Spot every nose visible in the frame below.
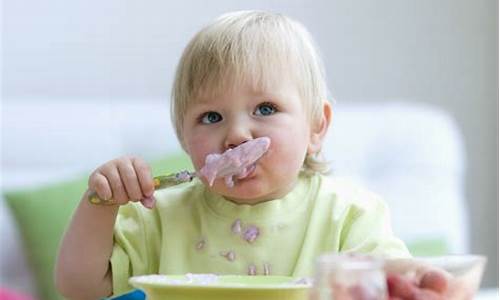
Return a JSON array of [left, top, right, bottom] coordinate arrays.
[[225, 132, 251, 149], [224, 119, 252, 149], [227, 140, 248, 149]]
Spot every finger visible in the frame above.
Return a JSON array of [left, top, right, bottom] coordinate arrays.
[[413, 288, 442, 300], [101, 164, 129, 204], [88, 171, 112, 201], [419, 270, 448, 293], [387, 274, 417, 299], [116, 157, 144, 201], [140, 196, 156, 209], [131, 157, 155, 197]]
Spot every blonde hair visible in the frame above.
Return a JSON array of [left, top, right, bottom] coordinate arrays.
[[171, 10, 331, 174]]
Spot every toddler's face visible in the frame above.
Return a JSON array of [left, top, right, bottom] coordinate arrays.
[[181, 78, 313, 204]]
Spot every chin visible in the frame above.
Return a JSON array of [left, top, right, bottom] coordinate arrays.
[[216, 177, 275, 204], [207, 166, 295, 203]]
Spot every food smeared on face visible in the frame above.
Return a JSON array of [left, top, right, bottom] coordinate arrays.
[[199, 137, 271, 187]]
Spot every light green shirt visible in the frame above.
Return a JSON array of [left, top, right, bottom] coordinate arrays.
[[110, 173, 410, 294]]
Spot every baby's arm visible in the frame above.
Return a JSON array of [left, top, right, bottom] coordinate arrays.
[[55, 156, 155, 299]]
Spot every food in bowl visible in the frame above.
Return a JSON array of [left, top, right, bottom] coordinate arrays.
[[132, 273, 219, 285]]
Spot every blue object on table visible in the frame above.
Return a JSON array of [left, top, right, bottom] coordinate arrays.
[[106, 289, 145, 300]]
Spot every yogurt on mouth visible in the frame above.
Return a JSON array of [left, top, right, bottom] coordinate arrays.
[[199, 137, 271, 187]]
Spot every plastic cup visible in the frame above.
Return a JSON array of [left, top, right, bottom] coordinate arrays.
[[310, 254, 387, 300]]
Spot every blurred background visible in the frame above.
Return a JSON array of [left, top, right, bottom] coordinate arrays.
[[1, 0, 498, 298]]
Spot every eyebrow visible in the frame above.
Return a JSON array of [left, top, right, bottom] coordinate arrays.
[[187, 96, 215, 114], [192, 83, 289, 107]]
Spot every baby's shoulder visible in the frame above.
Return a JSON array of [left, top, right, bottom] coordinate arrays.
[[318, 175, 386, 212]]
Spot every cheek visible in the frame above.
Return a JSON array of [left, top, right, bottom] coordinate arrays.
[[257, 116, 311, 173], [265, 131, 309, 170], [184, 133, 216, 170]]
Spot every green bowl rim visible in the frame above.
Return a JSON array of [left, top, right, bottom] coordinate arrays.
[[129, 274, 312, 290]]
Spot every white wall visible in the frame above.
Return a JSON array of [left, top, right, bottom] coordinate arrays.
[[2, 0, 498, 287]]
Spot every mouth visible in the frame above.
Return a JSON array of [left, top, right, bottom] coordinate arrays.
[[236, 162, 257, 180], [200, 138, 271, 188], [238, 150, 269, 181], [245, 163, 257, 177]]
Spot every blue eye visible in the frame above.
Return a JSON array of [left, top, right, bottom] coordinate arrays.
[[255, 102, 277, 116], [200, 112, 222, 124]]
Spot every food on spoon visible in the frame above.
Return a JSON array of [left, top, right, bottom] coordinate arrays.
[[199, 137, 271, 187]]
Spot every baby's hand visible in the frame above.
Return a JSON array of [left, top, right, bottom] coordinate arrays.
[[387, 271, 447, 300], [385, 260, 474, 300], [87, 156, 156, 208]]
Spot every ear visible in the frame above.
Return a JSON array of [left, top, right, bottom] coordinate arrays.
[[308, 100, 333, 154]]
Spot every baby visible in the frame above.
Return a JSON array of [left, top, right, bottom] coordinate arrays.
[[55, 11, 413, 299]]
